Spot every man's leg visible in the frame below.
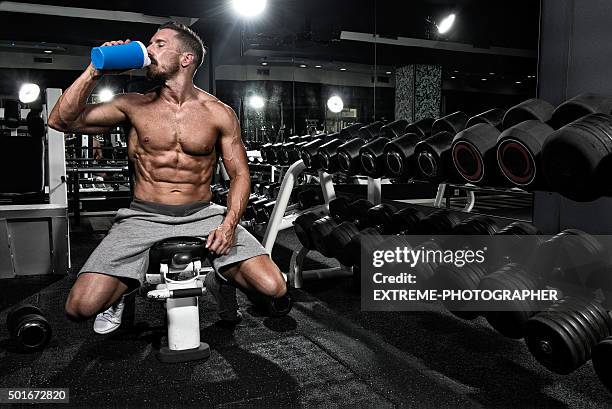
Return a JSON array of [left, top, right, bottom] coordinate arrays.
[[222, 254, 286, 298], [65, 272, 135, 322]]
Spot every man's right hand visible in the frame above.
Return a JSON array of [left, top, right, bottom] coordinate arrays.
[[89, 39, 133, 78]]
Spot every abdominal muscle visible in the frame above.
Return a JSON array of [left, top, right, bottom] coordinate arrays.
[[131, 150, 216, 205]]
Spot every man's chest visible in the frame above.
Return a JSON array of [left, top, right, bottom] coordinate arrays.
[[129, 104, 219, 156]]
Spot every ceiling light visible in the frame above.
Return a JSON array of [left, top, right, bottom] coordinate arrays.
[[515, 81, 522, 84], [249, 95, 265, 109], [19, 83, 40, 103], [315, 65, 322, 68], [489, 72, 495, 75], [327, 96, 344, 113], [481, 78, 487, 81], [339, 68, 347, 71], [43, 50, 53, 54], [385, 71, 392, 75], [299, 64, 307, 68], [437, 13, 456, 34], [232, 0, 267, 18], [98, 89, 114, 102], [261, 62, 268, 66], [450, 76, 456, 79]]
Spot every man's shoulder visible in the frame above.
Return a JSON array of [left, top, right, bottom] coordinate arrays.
[[113, 92, 155, 109]]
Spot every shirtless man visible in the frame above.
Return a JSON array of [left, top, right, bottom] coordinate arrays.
[[48, 22, 287, 333]]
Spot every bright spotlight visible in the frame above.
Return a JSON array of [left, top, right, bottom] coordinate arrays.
[[98, 89, 114, 102], [232, 0, 267, 17], [327, 96, 344, 114], [19, 83, 40, 103], [437, 13, 456, 34], [249, 95, 265, 109]]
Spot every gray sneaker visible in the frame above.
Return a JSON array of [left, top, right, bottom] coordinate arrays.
[[93, 290, 135, 334], [204, 270, 242, 324]]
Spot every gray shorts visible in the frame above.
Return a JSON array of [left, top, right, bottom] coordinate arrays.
[[79, 199, 268, 285]]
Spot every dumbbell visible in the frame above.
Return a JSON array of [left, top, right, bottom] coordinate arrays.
[[266, 142, 285, 165], [478, 263, 544, 338], [359, 120, 409, 178], [542, 113, 612, 201], [260, 143, 273, 163], [297, 188, 324, 210], [244, 289, 293, 317], [300, 134, 333, 170], [318, 134, 346, 173], [431, 111, 469, 135], [413, 210, 461, 235], [451, 215, 499, 235], [452, 122, 502, 185], [549, 93, 612, 130], [405, 117, 435, 139], [526, 296, 612, 375], [502, 98, 554, 130], [339, 123, 364, 140], [466, 108, 505, 129], [593, 337, 612, 393], [338, 122, 384, 175], [434, 262, 489, 320], [244, 194, 268, 221], [294, 213, 338, 257], [7, 304, 52, 352], [383, 132, 422, 178], [496, 120, 554, 190], [414, 131, 457, 182], [262, 183, 282, 199]]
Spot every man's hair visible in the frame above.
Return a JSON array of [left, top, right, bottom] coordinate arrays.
[[157, 21, 205, 69]]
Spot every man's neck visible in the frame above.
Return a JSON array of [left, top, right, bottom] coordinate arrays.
[[159, 75, 195, 105]]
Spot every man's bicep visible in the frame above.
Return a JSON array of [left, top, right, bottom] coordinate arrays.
[[69, 97, 129, 133], [218, 107, 248, 175]]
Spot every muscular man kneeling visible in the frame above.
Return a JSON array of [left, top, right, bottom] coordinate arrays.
[[48, 22, 286, 334]]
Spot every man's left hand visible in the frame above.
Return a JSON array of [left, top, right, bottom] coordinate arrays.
[[206, 223, 236, 255]]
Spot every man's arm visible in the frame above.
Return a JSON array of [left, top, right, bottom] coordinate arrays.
[[48, 63, 130, 134], [207, 103, 250, 255]]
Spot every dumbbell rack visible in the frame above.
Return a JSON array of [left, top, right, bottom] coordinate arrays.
[[262, 160, 382, 288]]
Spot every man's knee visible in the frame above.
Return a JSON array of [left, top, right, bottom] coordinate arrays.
[[255, 265, 287, 298], [65, 294, 99, 322]]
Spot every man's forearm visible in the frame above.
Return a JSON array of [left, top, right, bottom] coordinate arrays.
[[49, 65, 100, 127], [223, 174, 251, 228]]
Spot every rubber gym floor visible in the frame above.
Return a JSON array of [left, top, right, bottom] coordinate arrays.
[[0, 211, 611, 408]]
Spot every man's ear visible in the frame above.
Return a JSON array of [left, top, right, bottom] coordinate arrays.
[[181, 52, 195, 68]]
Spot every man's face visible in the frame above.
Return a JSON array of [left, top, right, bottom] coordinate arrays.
[[146, 29, 182, 81]]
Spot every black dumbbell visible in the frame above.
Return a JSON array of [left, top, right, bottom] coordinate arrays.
[[405, 117, 435, 139], [245, 290, 293, 317], [479, 263, 543, 338], [413, 210, 461, 235], [383, 132, 422, 178], [339, 123, 364, 140], [434, 263, 489, 320], [549, 93, 612, 130], [542, 113, 612, 201], [308, 216, 339, 257], [496, 120, 554, 190], [323, 221, 361, 263], [360, 134, 391, 178], [381, 119, 409, 140], [318, 136, 346, 174], [338, 122, 384, 175], [452, 123, 502, 185], [363, 203, 398, 233], [593, 337, 612, 393], [300, 135, 332, 170], [466, 108, 505, 129], [526, 296, 612, 374], [294, 212, 321, 250], [502, 98, 554, 130], [414, 131, 456, 182], [297, 188, 324, 210], [7, 304, 52, 352], [431, 111, 469, 135]]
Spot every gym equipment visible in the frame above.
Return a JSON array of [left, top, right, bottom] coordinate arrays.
[[246, 198, 273, 221], [383, 132, 422, 178], [260, 143, 273, 163], [3, 99, 20, 128], [386, 207, 424, 235], [262, 183, 282, 199], [526, 296, 612, 374], [405, 117, 435, 139], [318, 137, 345, 173], [300, 135, 333, 170], [308, 216, 339, 257], [592, 337, 612, 393], [431, 111, 469, 135], [451, 215, 499, 235], [542, 113, 612, 201], [278, 137, 307, 165], [364, 203, 398, 233], [496, 221, 541, 236], [145, 237, 211, 363], [294, 213, 320, 250], [496, 120, 555, 189], [479, 263, 542, 338], [255, 201, 280, 224], [7, 304, 52, 352], [297, 188, 324, 210], [414, 210, 461, 235], [466, 108, 505, 129], [328, 197, 351, 223], [339, 123, 364, 140], [435, 263, 488, 320], [381, 119, 409, 139], [537, 229, 607, 293], [345, 227, 385, 269], [338, 122, 384, 175], [324, 221, 361, 263], [414, 132, 456, 181], [360, 135, 391, 178], [502, 98, 555, 130], [347, 198, 375, 229], [451, 123, 502, 185], [549, 93, 612, 130], [267, 142, 284, 165]]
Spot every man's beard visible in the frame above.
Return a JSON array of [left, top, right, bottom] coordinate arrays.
[[146, 60, 180, 82]]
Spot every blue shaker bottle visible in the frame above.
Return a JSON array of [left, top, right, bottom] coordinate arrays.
[[91, 41, 151, 70]]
